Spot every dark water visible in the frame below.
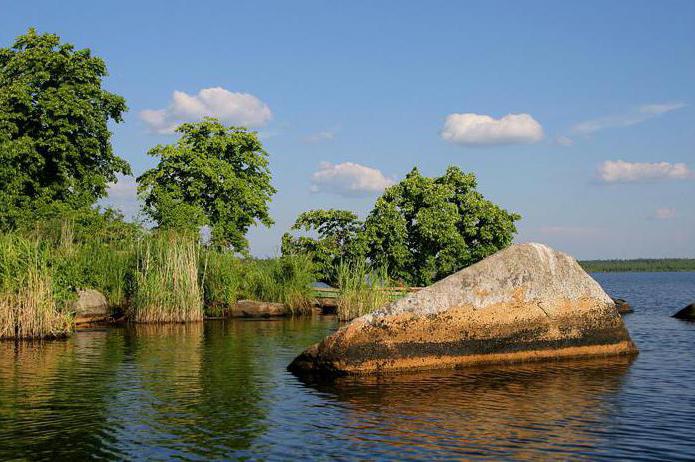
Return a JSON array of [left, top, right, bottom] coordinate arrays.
[[1, 273, 694, 461]]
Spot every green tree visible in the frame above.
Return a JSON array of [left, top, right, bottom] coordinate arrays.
[[284, 166, 520, 286], [0, 29, 130, 230], [364, 166, 520, 285], [281, 209, 366, 283], [137, 118, 276, 253]]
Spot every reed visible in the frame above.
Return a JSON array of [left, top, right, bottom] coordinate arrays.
[[129, 231, 203, 323], [0, 234, 73, 339], [200, 249, 242, 317], [335, 260, 391, 321], [239, 255, 316, 314]]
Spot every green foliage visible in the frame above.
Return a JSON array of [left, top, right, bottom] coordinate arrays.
[[335, 260, 391, 321], [281, 209, 365, 283], [580, 259, 695, 272], [137, 118, 276, 253], [283, 166, 520, 286], [0, 29, 130, 230]]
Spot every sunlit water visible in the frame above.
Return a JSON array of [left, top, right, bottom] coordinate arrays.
[[1, 272, 694, 460]]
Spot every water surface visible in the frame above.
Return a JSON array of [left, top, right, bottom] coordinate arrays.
[[1, 272, 694, 460]]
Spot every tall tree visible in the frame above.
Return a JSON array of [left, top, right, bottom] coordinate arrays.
[[0, 29, 130, 229], [138, 118, 276, 253], [283, 166, 520, 286]]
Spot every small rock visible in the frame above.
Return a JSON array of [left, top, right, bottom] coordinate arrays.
[[672, 303, 695, 321], [231, 300, 290, 318], [73, 289, 110, 324], [612, 298, 633, 314]]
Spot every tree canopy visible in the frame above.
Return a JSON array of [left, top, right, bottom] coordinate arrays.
[[137, 118, 276, 253], [0, 29, 130, 230], [283, 166, 520, 286]]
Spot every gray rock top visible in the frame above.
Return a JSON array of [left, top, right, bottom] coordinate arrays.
[[365, 243, 612, 321]]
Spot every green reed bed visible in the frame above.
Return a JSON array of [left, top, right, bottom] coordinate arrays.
[[335, 261, 391, 321], [130, 232, 203, 323], [0, 234, 73, 339]]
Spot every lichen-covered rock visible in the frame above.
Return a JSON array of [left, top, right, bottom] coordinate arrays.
[[73, 289, 110, 324], [289, 243, 638, 376], [672, 303, 695, 321], [231, 300, 290, 318]]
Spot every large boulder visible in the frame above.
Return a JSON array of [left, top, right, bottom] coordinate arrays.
[[289, 243, 638, 376], [72, 289, 110, 324], [230, 300, 290, 318], [672, 303, 695, 321]]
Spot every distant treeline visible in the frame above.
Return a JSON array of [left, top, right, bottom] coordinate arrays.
[[579, 259, 695, 273]]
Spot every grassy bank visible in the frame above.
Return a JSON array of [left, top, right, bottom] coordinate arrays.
[[580, 258, 695, 272], [335, 261, 391, 321]]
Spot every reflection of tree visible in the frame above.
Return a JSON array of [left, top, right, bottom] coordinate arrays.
[[0, 331, 126, 460], [310, 356, 635, 460]]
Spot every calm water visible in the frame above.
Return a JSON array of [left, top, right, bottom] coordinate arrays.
[[1, 272, 694, 461]]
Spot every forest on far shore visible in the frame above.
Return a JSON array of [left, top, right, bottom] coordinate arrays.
[[580, 259, 695, 273]]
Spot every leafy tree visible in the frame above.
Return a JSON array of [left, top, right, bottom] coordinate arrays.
[[364, 166, 520, 285], [281, 209, 366, 283], [0, 29, 130, 230], [138, 118, 276, 253], [284, 166, 520, 286]]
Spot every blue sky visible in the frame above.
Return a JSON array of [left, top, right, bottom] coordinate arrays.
[[2, 0, 694, 259]]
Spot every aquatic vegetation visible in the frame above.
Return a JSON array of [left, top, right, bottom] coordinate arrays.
[[0, 234, 73, 339], [130, 232, 204, 323], [335, 260, 391, 321]]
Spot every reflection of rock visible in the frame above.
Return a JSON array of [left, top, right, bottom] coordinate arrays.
[[230, 300, 290, 318], [290, 243, 638, 376], [72, 289, 110, 324], [306, 356, 634, 458], [612, 298, 633, 314], [672, 303, 695, 321]]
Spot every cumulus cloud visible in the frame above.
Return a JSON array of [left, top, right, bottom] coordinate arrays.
[[441, 113, 544, 146], [652, 208, 677, 220], [303, 130, 336, 144], [571, 102, 685, 135], [598, 160, 693, 183], [140, 87, 272, 134], [310, 162, 394, 196]]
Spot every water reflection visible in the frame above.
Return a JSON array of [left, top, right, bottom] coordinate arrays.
[[303, 357, 635, 460]]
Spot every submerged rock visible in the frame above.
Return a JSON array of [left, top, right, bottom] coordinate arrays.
[[612, 298, 633, 314], [289, 243, 638, 376], [672, 303, 695, 321], [231, 300, 290, 318], [73, 289, 110, 324]]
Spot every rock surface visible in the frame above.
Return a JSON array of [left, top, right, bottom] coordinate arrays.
[[73, 289, 110, 324], [289, 243, 638, 376], [231, 300, 290, 318], [612, 298, 633, 314], [672, 303, 695, 320]]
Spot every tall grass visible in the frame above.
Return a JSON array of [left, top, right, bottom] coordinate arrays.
[[240, 255, 316, 314], [335, 260, 391, 321], [200, 249, 241, 317], [129, 232, 203, 323], [0, 234, 73, 339]]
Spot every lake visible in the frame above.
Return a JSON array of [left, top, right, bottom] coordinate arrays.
[[1, 272, 694, 460]]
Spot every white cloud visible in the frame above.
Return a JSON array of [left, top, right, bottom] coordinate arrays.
[[102, 175, 139, 219], [311, 162, 394, 196], [140, 87, 272, 134], [571, 102, 685, 135], [555, 135, 574, 147], [303, 130, 336, 144], [598, 160, 693, 183], [441, 113, 544, 146], [653, 208, 677, 220]]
